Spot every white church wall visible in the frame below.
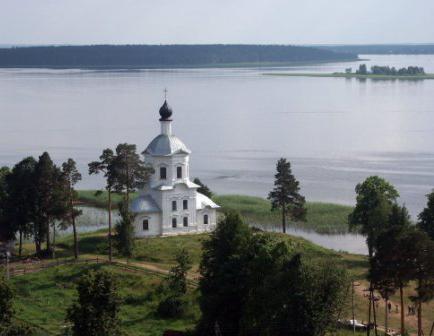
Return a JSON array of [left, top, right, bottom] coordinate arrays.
[[133, 212, 161, 237]]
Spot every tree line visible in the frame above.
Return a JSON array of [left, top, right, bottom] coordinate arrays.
[[0, 45, 357, 68], [354, 64, 426, 76], [349, 176, 434, 336], [0, 144, 152, 260]]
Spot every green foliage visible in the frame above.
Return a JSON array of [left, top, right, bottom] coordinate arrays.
[[0, 276, 14, 325], [349, 176, 399, 256], [112, 143, 153, 201], [198, 213, 348, 336], [114, 201, 136, 258], [418, 190, 434, 240], [157, 249, 192, 318], [193, 178, 213, 198], [0, 276, 33, 336], [268, 158, 306, 233], [66, 270, 123, 336], [198, 212, 252, 335]]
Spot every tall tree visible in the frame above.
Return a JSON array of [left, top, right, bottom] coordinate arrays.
[[0, 167, 13, 244], [349, 176, 399, 258], [418, 190, 434, 240], [114, 201, 136, 258], [193, 178, 213, 198], [33, 152, 67, 256], [66, 270, 123, 336], [157, 248, 192, 318], [88, 148, 116, 261], [61, 159, 82, 259], [3, 158, 37, 256], [198, 211, 252, 335], [112, 143, 152, 203], [268, 158, 306, 234]]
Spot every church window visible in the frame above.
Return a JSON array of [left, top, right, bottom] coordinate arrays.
[[142, 219, 149, 231], [183, 199, 188, 210], [183, 216, 188, 227], [172, 217, 177, 228], [172, 200, 177, 211], [160, 167, 167, 179], [177, 166, 182, 179], [204, 214, 209, 225]]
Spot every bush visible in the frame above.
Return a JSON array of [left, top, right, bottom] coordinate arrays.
[[157, 295, 186, 318]]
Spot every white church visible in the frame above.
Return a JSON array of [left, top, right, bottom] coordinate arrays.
[[131, 100, 220, 237]]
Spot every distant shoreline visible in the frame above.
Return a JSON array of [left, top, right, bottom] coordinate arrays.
[[264, 72, 434, 80], [0, 59, 359, 70]]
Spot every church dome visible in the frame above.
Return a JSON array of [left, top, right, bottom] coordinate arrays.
[[144, 134, 191, 156], [159, 100, 172, 121]]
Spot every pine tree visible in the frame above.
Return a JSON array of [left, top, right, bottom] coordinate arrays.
[[114, 201, 136, 258], [418, 190, 434, 240], [61, 159, 82, 259], [193, 178, 213, 198], [66, 270, 123, 336], [268, 158, 306, 233], [88, 148, 117, 262]]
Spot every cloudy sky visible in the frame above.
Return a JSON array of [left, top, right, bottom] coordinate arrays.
[[1, 0, 433, 45]]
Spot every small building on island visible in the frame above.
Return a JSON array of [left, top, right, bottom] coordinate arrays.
[[131, 100, 219, 237]]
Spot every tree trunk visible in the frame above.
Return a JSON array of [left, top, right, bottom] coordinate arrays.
[[72, 221, 78, 260], [19, 230, 23, 258], [367, 288, 372, 336], [372, 291, 378, 336], [46, 220, 51, 256], [281, 207, 286, 234], [400, 285, 405, 335], [108, 189, 112, 262], [52, 224, 56, 259], [385, 298, 388, 335], [418, 300, 422, 336]]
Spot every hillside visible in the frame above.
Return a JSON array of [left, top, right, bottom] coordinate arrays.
[[0, 44, 357, 68]]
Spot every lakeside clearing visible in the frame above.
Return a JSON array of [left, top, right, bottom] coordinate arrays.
[[77, 191, 353, 234], [9, 230, 432, 335], [264, 72, 434, 80]]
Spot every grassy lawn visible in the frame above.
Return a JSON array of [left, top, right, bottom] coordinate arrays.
[[11, 263, 199, 336], [77, 191, 353, 234], [11, 230, 434, 335]]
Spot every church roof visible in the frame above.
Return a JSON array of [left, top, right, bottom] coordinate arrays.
[[130, 195, 161, 213], [196, 192, 220, 210], [144, 134, 191, 156]]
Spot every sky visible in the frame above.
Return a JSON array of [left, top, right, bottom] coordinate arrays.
[[0, 0, 433, 45]]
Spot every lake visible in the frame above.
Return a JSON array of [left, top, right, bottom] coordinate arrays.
[[1, 54, 433, 254]]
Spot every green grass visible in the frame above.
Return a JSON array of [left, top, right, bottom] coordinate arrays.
[[264, 72, 434, 80], [214, 194, 353, 234], [77, 190, 138, 208], [77, 191, 353, 234], [11, 263, 199, 336]]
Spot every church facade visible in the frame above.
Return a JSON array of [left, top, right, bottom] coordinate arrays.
[[131, 100, 219, 237]]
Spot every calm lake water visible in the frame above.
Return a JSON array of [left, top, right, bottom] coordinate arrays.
[[1, 54, 433, 254]]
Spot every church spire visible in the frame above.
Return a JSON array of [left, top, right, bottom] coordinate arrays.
[[159, 89, 173, 121]]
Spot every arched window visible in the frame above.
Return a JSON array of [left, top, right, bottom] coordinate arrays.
[[183, 216, 188, 227], [172, 217, 177, 228], [160, 166, 167, 180], [204, 214, 209, 225], [142, 219, 149, 231]]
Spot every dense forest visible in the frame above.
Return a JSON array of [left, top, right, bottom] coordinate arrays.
[[319, 44, 434, 55], [0, 44, 357, 68]]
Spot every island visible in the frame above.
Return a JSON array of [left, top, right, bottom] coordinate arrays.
[[266, 64, 434, 80]]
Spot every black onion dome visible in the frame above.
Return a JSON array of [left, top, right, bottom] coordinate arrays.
[[159, 100, 173, 121]]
